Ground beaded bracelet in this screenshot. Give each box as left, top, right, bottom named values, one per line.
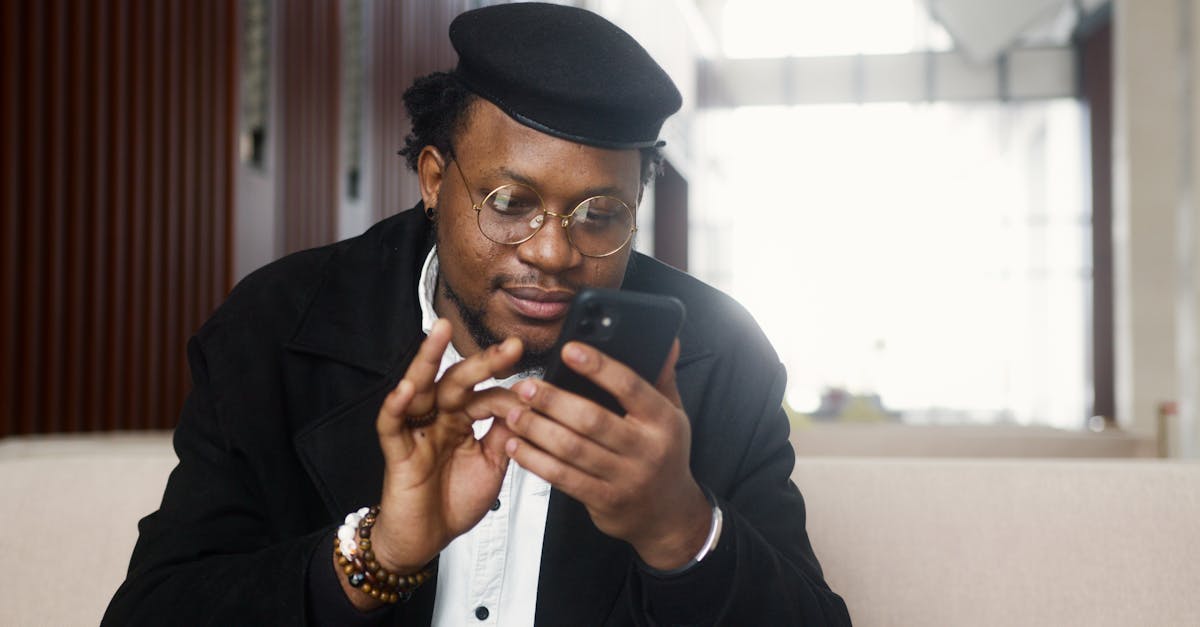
left=333, top=506, right=435, bottom=604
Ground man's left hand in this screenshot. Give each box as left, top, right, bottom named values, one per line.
left=503, top=338, right=712, bottom=570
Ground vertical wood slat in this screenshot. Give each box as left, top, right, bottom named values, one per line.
left=44, top=0, right=65, bottom=434
left=279, top=0, right=343, bottom=254
left=86, top=0, right=109, bottom=432
left=653, top=161, right=690, bottom=272
left=65, top=0, right=89, bottom=432
left=126, top=0, right=150, bottom=431
left=369, top=0, right=474, bottom=224
left=179, top=0, right=198, bottom=419
left=1, top=0, right=237, bottom=436
left=2, top=0, right=22, bottom=434
left=145, top=0, right=163, bottom=429
left=105, top=0, right=133, bottom=432
left=1081, top=17, right=1116, bottom=424
left=18, top=0, right=48, bottom=435
left=158, top=0, right=181, bottom=430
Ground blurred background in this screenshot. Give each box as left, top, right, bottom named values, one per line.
left=3, top=0, right=1198, bottom=460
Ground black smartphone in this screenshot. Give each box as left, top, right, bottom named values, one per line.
left=542, top=288, right=686, bottom=415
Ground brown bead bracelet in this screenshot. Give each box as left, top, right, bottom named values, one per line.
left=334, top=505, right=435, bottom=604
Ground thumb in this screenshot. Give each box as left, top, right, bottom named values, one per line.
left=479, top=415, right=516, bottom=466
left=654, top=338, right=683, bottom=408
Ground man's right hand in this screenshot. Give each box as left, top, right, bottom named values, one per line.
left=337, top=318, right=524, bottom=610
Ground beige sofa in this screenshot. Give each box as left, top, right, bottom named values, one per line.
left=1, top=433, right=1197, bottom=626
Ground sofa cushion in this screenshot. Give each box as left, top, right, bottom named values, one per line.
left=793, top=458, right=1200, bottom=626
left=0, top=433, right=178, bottom=627
left=3, top=434, right=1198, bottom=626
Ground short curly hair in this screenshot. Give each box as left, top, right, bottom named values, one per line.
left=398, top=72, right=665, bottom=185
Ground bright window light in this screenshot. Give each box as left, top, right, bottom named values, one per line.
left=692, top=101, right=1090, bottom=428
left=721, top=0, right=953, bottom=58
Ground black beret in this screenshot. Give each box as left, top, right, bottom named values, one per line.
left=449, top=2, right=682, bottom=149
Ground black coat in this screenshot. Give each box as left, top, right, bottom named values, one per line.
left=104, top=206, right=850, bottom=625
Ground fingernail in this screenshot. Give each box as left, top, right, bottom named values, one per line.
left=505, top=438, right=519, bottom=455
left=515, top=381, right=536, bottom=400
left=506, top=407, right=523, bottom=426
left=565, top=344, right=588, bottom=365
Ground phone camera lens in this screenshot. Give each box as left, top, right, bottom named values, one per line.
left=578, top=317, right=595, bottom=334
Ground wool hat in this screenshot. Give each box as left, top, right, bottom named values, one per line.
left=449, top=2, right=682, bottom=149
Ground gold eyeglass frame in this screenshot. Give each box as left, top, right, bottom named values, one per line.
left=450, top=158, right=636, bottom=258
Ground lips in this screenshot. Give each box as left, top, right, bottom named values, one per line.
left=502, top=286, right=574, bottom=321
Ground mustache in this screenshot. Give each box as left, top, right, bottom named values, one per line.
left=490, top=273, right=582, bottom=293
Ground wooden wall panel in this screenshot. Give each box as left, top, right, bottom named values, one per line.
left=1080, top=14, right=1115, bottom=425
left=1, top=0, right=19, bottom=435
left=653, top=161, right=690, bottom=272
left=369, top=0, right=476, bottom=221
left=1, top=0, right=236, bottom=435
left=279, top=0, right=343, bottom=254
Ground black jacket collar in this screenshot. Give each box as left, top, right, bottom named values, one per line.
left=287, top=205, right=434, bottom=376
left=289, top=205, right=707, bottom=623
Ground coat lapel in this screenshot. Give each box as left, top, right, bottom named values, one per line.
left=288, top=206, right=438, bottom=622
left=290, top=206, right=432, bottom=517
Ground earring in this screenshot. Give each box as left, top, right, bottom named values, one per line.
left=424, top=204, right=436, bottom=219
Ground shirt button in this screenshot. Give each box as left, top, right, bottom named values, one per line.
left=475, top=606, right=490, bottom=620
left=490, top=499, right=501, bottom=511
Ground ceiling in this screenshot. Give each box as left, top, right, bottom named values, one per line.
left=689, top=0, right=1112, bottom=63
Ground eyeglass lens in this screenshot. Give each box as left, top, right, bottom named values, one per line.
left=478, top=184, right=633, bottom=256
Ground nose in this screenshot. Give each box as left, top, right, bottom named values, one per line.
left=516, top=211, right=582, bottom=275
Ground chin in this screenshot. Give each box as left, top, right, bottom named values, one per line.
left=484, top=320, right=558, bottom=372
left=504, top=320, right=561, bottom=353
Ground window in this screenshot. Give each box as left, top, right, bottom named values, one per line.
left=693, top=101, right=1090, bottom=428
left=721, top=0, right=952, bottom=58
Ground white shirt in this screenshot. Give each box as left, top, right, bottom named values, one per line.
left=420, top=248, right=552, bottom=626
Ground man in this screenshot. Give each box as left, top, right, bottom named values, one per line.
left=105, top=3, right=849, bottom=625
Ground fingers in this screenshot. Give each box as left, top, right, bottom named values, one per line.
left=424, top=336, right=524, bottom=446
left=557, top=340, right=678, bottom=422
left=377, top=378, right=419, bottom=459
left=504, top=338, right=683, bottom=453
left=504, top=404, right=623, bottom=476
left=380, top=320, right=519, bottom=454
left=504, top=434, right=610, bottom=504
left=437, top=337, right=524, bottom=410
left=510, top=378, right=632, bottom=453
left=478, top=415, right=516, bottom=464
left=403, top=319, right=454, bottom=415
left=463, top=386, right=525, bottom=423
left=437, top=385, right=524, bottom=453
left=654, top=339, right=683, bottom=408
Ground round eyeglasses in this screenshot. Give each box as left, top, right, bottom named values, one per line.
left=451, top=159, right=636, bottom=258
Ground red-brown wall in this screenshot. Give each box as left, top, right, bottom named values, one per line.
left=1, top=0, right=237, bottom=435
left=1, top=0, right=613, bottom=436
left=368, top=0, right=474, bottom=221
left=279, top=0, right=342, bottom=253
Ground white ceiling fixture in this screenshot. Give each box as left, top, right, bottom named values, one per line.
left=929, top=0, right=1070, bottom=63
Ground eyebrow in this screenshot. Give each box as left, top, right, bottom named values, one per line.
left=494, top=166, right=630, bottom=201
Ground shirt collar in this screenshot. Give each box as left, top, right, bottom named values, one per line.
left=417, top=247, right=534, bottom=439
left=418, top=245, right=442, bottom=337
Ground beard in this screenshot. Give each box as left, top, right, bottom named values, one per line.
left=438, top=269, right=555, bottom=374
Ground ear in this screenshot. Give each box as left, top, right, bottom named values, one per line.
left=417, top=146, right=447, bottom=211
